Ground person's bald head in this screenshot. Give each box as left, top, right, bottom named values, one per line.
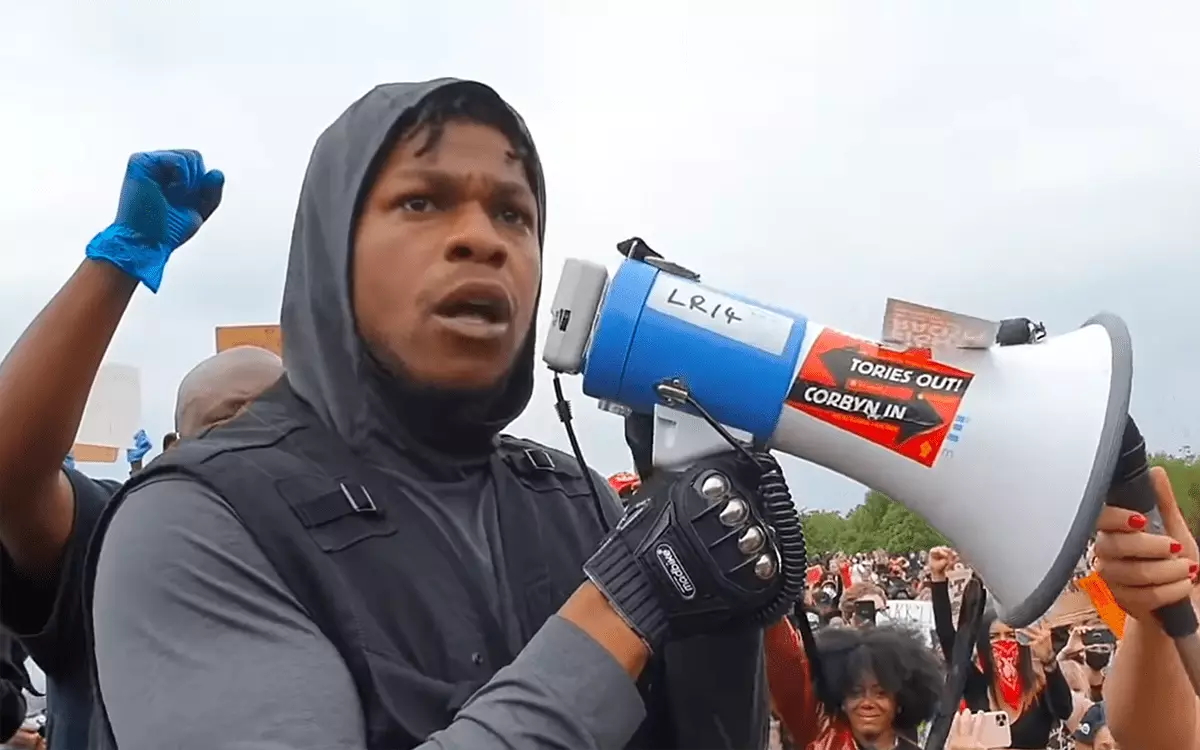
left=173, top=346, right=284, bottom=438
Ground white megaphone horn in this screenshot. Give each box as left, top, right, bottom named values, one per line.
left=542, top=242, right=1131, bottom=628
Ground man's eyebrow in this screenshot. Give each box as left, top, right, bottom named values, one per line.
left=392, top=168, right=534, bottom=201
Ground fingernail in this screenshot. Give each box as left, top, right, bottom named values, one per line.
left=1172, top=541, right=1184, bottom=554
left=1129, top=514, right=1147, bottom=530
left=1189, top=563, right=1198, bottom=576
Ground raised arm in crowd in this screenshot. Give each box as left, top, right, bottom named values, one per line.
left=0, top=200, right=154, bottom=749
left=0, top=148, right=280, bottom=749
left=765, top=615, right=939, bottom=749
left=927, top=547, right=1072, bottom=749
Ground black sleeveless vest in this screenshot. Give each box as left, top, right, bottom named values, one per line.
left=85, top=383, right=675, bottom=749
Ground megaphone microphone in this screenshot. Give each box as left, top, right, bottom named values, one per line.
left=543, top=240, right=1133, bottom=628
left=1107, top=417, right=1200, bottom=696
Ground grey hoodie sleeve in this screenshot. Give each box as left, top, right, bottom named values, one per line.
left=92, top=478, right=646, bottom=750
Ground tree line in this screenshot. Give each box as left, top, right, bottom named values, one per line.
left=801, top=449, right=1200, bottom=555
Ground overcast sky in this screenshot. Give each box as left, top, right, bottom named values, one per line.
left=1, top=2, right=1196, bottom=510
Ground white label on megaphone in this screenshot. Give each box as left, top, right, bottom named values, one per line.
left=644, top=274, right=794, bottom=356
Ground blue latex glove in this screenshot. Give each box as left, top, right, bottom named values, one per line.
left=127, top=429, right=152, bottom=464
left=85, top=150, right=224, bottom=292
left=63, top=452, right=76, bottom=470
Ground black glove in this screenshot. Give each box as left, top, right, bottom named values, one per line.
left=584, top=450, right=801, bottom=652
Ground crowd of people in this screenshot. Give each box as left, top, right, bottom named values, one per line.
left=608, top=468, right=1171, bottom=750
left=763, top=545, right=1114, bottom=750
left=0, top=75, right=1194, bottom=750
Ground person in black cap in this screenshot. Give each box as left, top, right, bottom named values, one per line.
left=87, top=79, right=799, bottom=750
left=1072, top=702, right=1113, bottom=750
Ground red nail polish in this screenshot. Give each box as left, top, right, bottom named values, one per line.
left=1129, top=514, right=1147, bottom=530
left=1189, top=563, right=1198, bottom=575
left=1172, top=541, right=1184, bottom=553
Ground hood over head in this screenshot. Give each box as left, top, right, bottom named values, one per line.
left=281, top=79, right=546, bottom=465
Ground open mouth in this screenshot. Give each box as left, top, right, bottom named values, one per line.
left=432, top=282, right=514, bottom=338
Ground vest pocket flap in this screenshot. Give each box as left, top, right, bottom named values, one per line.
left=502, top=446, right=591, bottom=497
left=292, top=482, right=376, bottom=523
left=276, top=476, right=398, bottom=552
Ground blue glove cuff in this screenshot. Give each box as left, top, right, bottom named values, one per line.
left=85, top=225, right=170, bottom=293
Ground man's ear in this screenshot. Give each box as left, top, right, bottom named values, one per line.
left=162, top=432, right=179, bottom=452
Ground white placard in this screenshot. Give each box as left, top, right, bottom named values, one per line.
left=881, top=298, right=999, bottom=351
left=644, top=274, right=794, bottom=356
left=881, top=599, right=936, bottom=648
left=76, top=363, right=142, bottom=449
left=947, top=566, right=974, bottom=625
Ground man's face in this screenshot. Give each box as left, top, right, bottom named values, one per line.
left=353, top=120, right=541, bottom=390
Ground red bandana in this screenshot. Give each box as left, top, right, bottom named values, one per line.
left=990, top=639, right=1025, bottom=710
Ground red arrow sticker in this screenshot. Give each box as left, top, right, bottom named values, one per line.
left=785, top=329, right=974, bottom=467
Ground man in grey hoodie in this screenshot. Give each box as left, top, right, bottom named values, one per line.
left=88, top=79, right=790, bottom=750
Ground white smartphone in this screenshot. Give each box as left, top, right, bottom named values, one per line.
left=975, top=711, right=1012, bottom=748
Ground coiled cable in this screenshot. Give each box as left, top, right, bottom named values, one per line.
left=747, top=450, right=808, bottom=626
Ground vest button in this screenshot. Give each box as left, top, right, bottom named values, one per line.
left=471, top=652, right=484, bottom=666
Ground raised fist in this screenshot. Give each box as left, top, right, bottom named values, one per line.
left=127, top=429, right=153, bottom=464
left=86, top=149, right=225, bottom=292
left=929, top=546, right=956, bottom=580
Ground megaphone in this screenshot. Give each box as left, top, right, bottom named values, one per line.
left=543, top=243, right=1131, bottom=627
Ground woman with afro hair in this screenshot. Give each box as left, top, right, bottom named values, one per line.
left=765, top=618, right=942, bottom=750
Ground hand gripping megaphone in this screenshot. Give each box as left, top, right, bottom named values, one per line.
left=542, top=240, right=1132, bottom=627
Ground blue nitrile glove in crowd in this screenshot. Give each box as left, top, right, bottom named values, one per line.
left=85, top=150, right=225, bottom=292
left=127, top=429, right=152, bottom=464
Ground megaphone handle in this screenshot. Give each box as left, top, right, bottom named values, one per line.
left=1107, top=417, right=1200, bottom=696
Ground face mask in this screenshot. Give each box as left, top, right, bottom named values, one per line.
left=822, top=586, right=837, bottom=599
left=1085, top=648, right=1111, bottom=671
left=990, top=638, right=1025, bottom=710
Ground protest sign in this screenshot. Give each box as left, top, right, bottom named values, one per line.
left=216, top=324, right=282, bottom=356
left=947, top=566, right=973, bottom=625
left=882, top=599, right=936, bottom=648
left=73, top=363, right=141, bottom=463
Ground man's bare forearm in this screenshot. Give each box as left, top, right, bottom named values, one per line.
left=0, top=259, right=136, bottom=570
left=559, top=583, right=650, bottom=679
